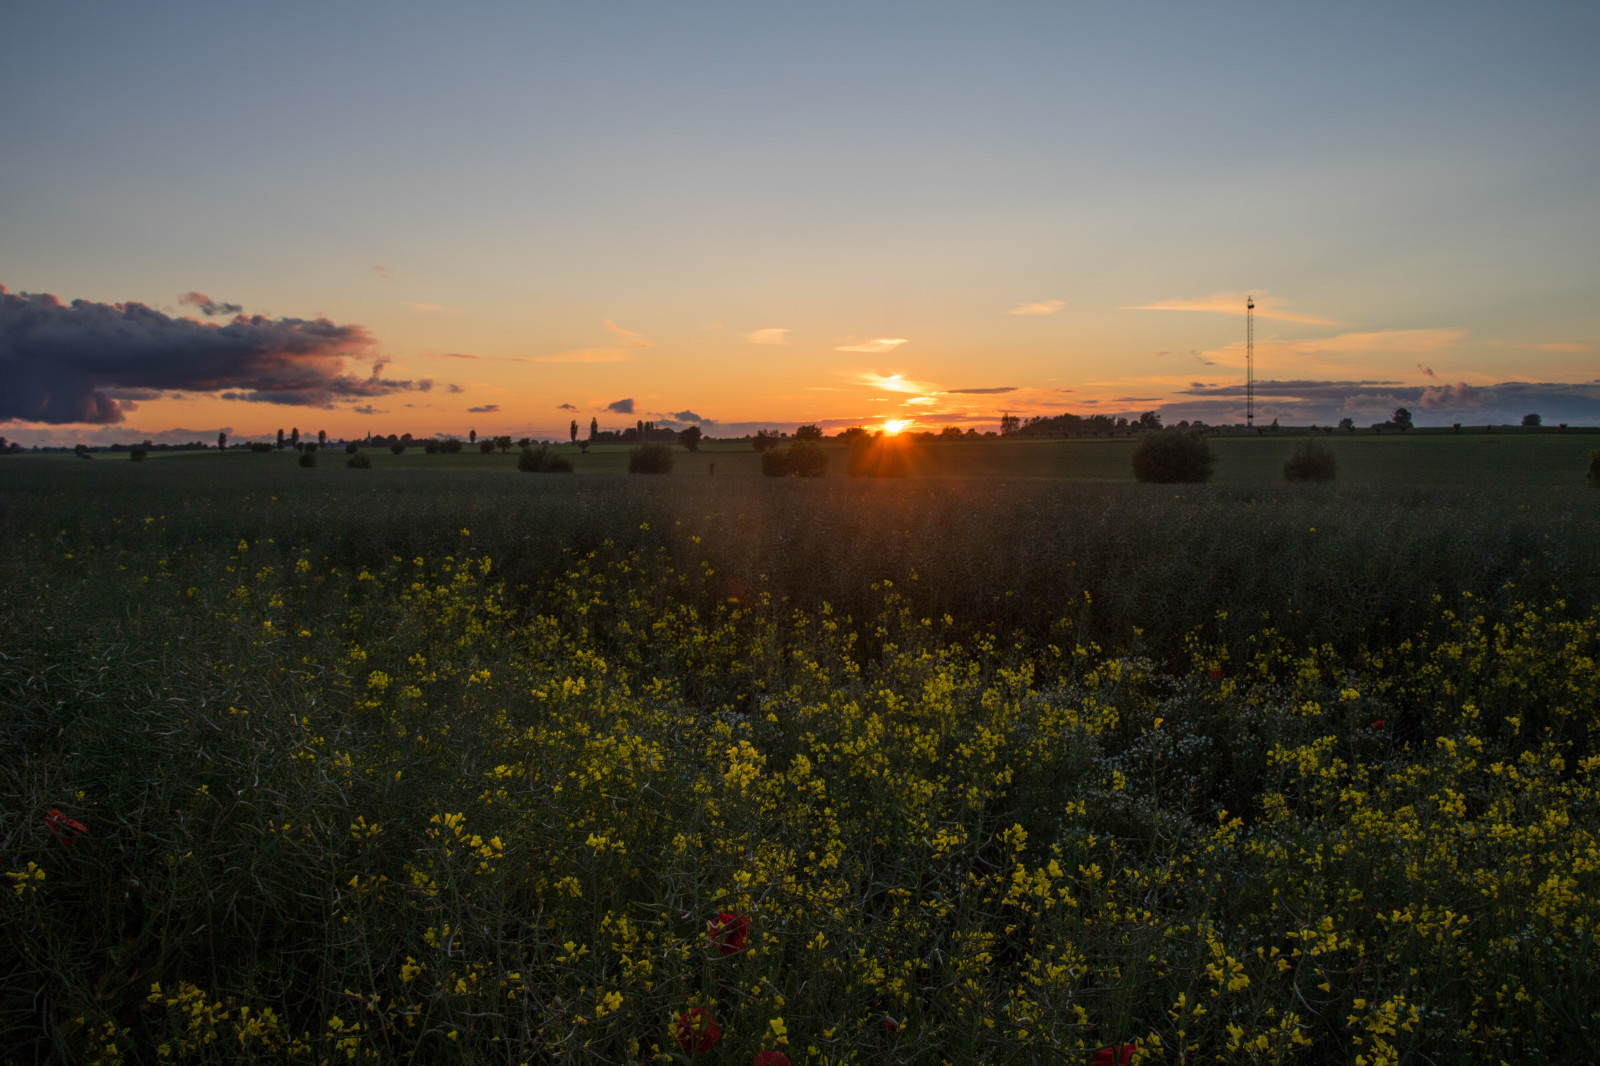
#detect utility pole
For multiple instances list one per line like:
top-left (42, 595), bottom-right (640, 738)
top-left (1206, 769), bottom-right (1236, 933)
top-left (1245, 295), bottom-right (1255, 428)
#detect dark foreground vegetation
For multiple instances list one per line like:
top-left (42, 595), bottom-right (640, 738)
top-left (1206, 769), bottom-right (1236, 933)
top-left (3, 458), bottom-right (1598, 1063)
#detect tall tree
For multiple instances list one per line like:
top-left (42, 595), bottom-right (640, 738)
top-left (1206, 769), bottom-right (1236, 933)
top-left (570, 420), bottom-right (578, 443)
top-left (276, 428), bottom-right (285, 449)
top-left (318, 429), bottom-right (327, 448)
top-left (217, 431), bottom-right (227, 451)
top-left (589, 417), bottom-right (598, 440)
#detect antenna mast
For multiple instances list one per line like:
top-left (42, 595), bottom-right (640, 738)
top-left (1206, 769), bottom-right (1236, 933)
top-left (1245, 295), bottom-right (1255, 428)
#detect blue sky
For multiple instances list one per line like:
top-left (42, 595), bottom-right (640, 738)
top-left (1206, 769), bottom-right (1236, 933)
top-left (3, 2), bottom-right (1597, 442)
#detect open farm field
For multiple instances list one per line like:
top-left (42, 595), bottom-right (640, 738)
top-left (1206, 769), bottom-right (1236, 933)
top-left (73, 428), bottom-right (1599, 486)
top-left (4, 458), bottom-right (1600, 1063)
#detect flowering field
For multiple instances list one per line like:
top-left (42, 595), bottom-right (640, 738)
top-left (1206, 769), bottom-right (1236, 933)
top-left (3, 462), bottom-right (1599, 1063)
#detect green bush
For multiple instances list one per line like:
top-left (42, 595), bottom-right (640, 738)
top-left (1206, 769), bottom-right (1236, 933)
top-left (345, 441), bottom-right (359, 455)
top-left (1589, 449), bottom-right (1600, 487)
top-left (391, 442), bottom-right (406, 455)
top-left (762, 440), bottom-right (827, 477)
top-left (760, 448), bottom-right (792, 476)
top-left (518, 446), bottom-right (574, 473)
top-left (628, 443), bottom-right (674, 475)
top-left (346, 452), bottom-right (372, 469)
top-left (1283, 437), bottom-right (1337, 482)
top-left (1131, 430), bottom-right (1213, 483)
top-left (298, 449), bottom-right (317, 468)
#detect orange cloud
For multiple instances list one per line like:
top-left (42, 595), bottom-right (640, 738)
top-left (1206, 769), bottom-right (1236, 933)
top-left (835, 338), bottom-right (909, 353)
top-left (741, 328), bottom-right (789, 345)
top-left (1008, 300), bottom-right (1064, 315)
top-left (603, 319), bottom-right (652, 348)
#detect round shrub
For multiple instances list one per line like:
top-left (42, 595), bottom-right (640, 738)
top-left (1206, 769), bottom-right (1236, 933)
top-left (760, 448), bottom-right (792, 477)
top-left (298, 449), bottom-right (317, 468)
top-left (391, 442), bottom-right (406, 455)
top-left (1283, 437), bottom-right (1337, 482)
top-left (346, 452), bottom-right (372, 469)
top-left (1131, 430), bottom-right (1213, 483)
top-left (345, 441), bottom-right (359, 455)
top-left (762, 440), bottom-right (828, 477)
top-left (518, 445), bottom-right (573, 473)
top-left (479, 439), bottom-right (495, 454)
top-left (628, 443), bottom-right (674, 475)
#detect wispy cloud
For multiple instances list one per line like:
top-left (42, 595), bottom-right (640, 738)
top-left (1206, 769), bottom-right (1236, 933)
top-left (352, 404), bottom-right (384, 415)
top-left (835, 338), bottom-right (909, 353)
top-left (556, 403), bottom-right (579, 411)
top-left (370, 265), bottom-right (393, 280)
top-left (467, 404), bottom-right (499, 413)
top-left (850, 371), bottom-right (938, 395)
top-left (439, 352), bottom-right (478, 360)
top-left (741, 328), bottom-right (789, 345)
top-left (528, 348), bottom-right (634, 363)
top-left (178, 291), bottom-right (244, 317)
top-left (1540, 342), bottom-right (1588, 352)
top-left (604, 319), bottom-right (652, 348)
top-left (948, 386), bottom-right (1017, 394)
top-left (1417, 363), bottom-right (1436, 378)
top-left (1125, 291), bottom-right (1337, 325)
top-left (1008, 300), bottom-right (1063, 316)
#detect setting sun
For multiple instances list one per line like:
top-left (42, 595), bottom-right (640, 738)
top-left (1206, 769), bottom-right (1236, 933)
top-left (882, 420), bottom-right (910, 436)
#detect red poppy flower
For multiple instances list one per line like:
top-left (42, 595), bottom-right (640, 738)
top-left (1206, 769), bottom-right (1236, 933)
top-left (1090, 1044), bottom-right (1135, 1066)
top-left (880, 1018), bottom-right (900, 1033)
top-left (709, 911), bottom-right (749, 955)
top-left (45, 809), bottom-right (88, 844)
top-left (753, 1053), bottom-right (791, 1066)
top-left (1209, 668), bottom-right (1224, 681)
top-left (1372, 719), bottom-right (1386, 730)
top-left (672, 1007), bottom-right (721, 1053)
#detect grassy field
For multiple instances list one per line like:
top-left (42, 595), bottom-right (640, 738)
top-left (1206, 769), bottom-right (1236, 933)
top-left (3, 448), bottom-right (1599, 1063)
top-left (52, 426), bottom-right (1600, 486)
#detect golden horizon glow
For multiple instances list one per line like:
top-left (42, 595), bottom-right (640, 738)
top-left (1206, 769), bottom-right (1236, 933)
top-left (882, 419), bottom-right (910, 436)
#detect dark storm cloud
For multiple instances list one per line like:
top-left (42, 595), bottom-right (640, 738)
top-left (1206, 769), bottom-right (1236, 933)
top-left (178, 291), bottom-right (244, 317)
top-left (468, 404), bottom-right (499, 413)
top-left (607, 397), bottom-right (635, 414)
top-left (1, 286), bottom-right (430, 424)
top-left (947, 386), bottom-right (1017, 394)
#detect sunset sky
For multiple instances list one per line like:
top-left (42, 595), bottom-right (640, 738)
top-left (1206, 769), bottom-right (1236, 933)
top-left (3, 2), bottom-right (1598, 444)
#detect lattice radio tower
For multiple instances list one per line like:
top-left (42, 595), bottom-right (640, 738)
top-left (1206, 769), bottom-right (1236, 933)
top-left (1245, 295), bottom-right (1256, 428)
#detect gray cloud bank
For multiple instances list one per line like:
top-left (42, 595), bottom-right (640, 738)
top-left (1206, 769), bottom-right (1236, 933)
top-left (1160, 379), bottom-right (1600, 425)
top-left (1, 286), bottom-right (430, 424)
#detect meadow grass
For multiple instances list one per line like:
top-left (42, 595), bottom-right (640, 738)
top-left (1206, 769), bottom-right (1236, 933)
top-left (3, 454), bottom-right (1599, 1063)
